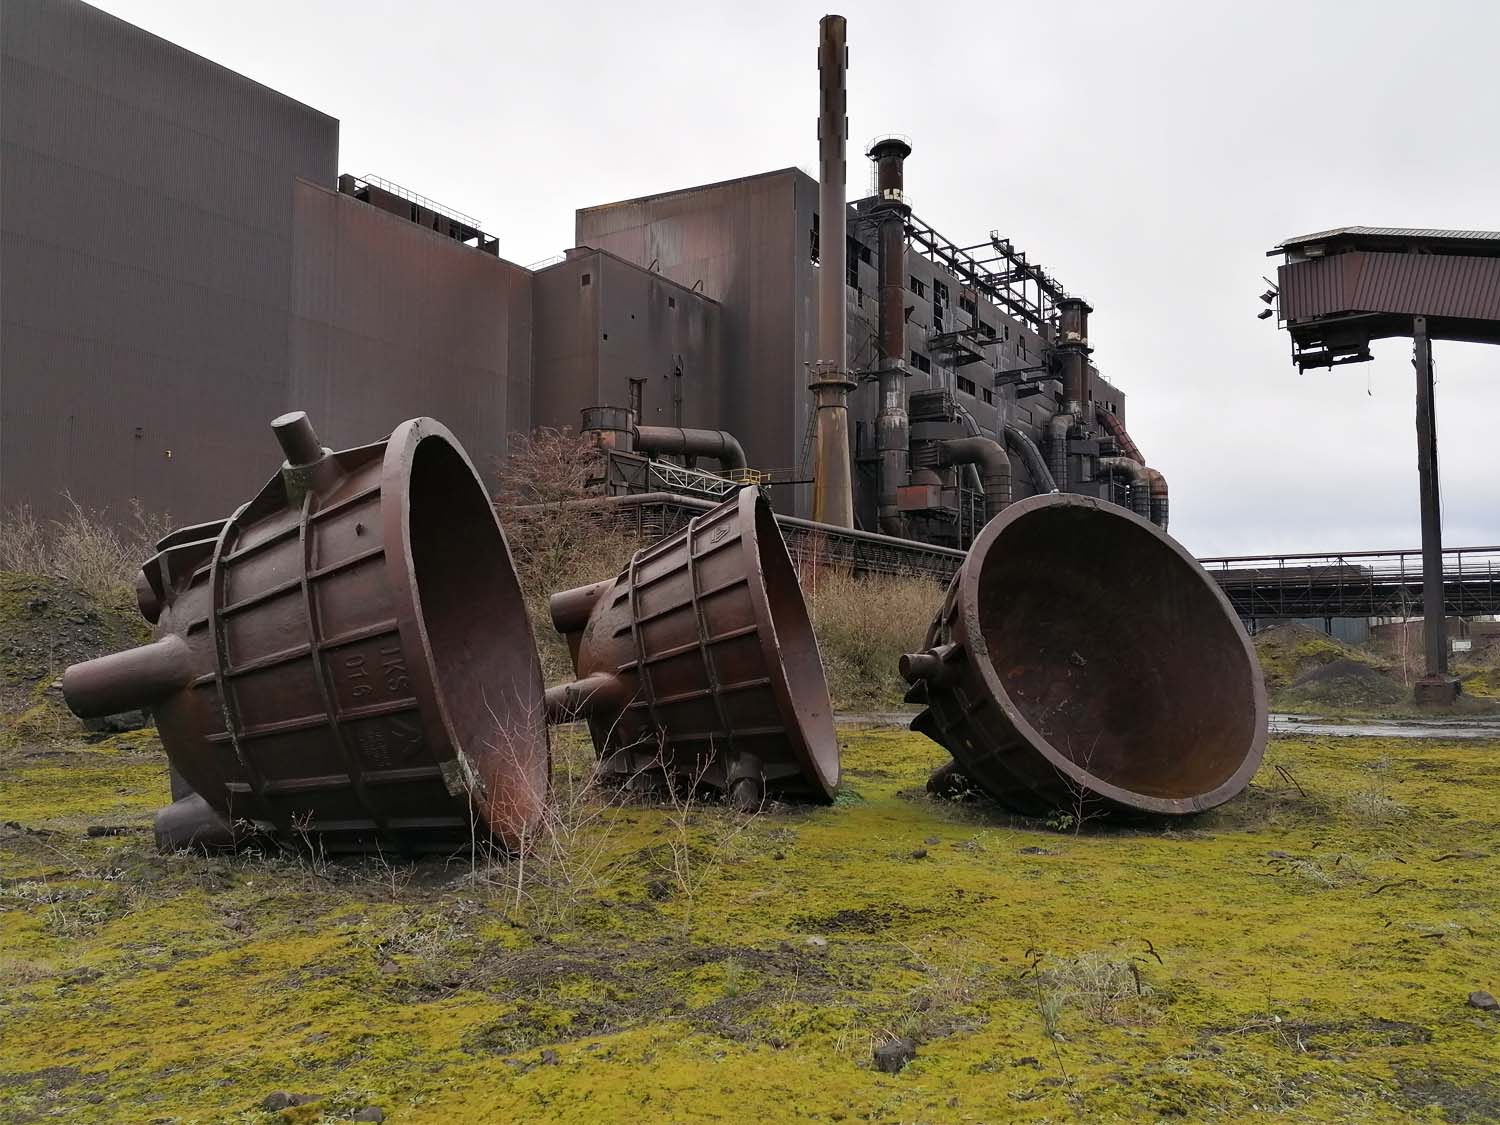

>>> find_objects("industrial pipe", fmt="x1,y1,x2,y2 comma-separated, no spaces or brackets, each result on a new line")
870,136,913,538
1096,456,1152,520
1057,346,1089,416
1004,424,1057,494
1096,409,1169,531
634,425,748,473
811,14,855,528
1047,412,1072,490
1095,408,1142,464
937,437,1012,522
1145,467,1169,531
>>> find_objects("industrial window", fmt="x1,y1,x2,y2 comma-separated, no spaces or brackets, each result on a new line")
957,375,976,396
910,276,926,298
628,378,645,419
581,273,591,287
933,280,949,303
668,295,676,308
910,351,931,373
1019,337,1027,359
959,295,977,318
810,215,820,264
1004,324,1011,341
979,320,996,339
982,388,994,405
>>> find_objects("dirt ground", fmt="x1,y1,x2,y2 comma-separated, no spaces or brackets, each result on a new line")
2,721,1498,1123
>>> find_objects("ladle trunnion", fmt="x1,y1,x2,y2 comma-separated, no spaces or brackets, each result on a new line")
902,494,1267,818
61,413,549,854
547,487,839,809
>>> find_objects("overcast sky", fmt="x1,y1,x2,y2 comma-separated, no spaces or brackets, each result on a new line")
94,0,1499,557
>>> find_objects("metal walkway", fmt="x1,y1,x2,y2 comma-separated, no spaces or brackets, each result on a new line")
1199,546,1500,620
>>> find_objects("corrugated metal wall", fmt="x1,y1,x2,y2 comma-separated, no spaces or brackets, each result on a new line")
1280,251,1500,324
1,0,338,526
288,181,532,474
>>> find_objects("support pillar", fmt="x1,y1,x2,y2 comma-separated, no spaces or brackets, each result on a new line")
1412,316,1459,704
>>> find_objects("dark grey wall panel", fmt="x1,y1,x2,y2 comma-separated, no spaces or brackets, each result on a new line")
1,0,337,525
532,249,722,436
288,181,531,474
577,170,805,511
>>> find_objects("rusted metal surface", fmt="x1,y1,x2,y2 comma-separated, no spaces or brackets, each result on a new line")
811,15,855,529
548,487,838,808
1278,252,1500,330
62,412,548,853
902,494,1266,817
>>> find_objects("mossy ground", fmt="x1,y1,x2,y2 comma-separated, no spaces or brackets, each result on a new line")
2,724,1498,1123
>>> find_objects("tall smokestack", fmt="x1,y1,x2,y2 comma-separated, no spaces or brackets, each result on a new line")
809,13,856,528
869,136,912,537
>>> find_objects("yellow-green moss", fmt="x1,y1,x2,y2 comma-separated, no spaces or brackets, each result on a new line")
1,727,1497,1122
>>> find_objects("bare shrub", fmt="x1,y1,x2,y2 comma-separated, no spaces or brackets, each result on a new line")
656,753,764,936
802,566,944,711
1021,946,1162,1033
0,495,171,604
493,428,637,682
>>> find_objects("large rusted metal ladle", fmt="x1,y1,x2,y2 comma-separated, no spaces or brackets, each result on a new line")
902,493,1267,817
63,413,549,854
546,487,839,809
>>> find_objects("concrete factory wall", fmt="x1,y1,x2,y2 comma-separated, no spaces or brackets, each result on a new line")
288,181,533,472
0,0,338,526
532,249,723,436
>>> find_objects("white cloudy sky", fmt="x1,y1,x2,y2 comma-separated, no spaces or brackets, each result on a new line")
96,0,1499,557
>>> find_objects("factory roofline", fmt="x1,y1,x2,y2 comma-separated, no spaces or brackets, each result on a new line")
576,166,806,215
533,245,723,304
1270,226,1500,257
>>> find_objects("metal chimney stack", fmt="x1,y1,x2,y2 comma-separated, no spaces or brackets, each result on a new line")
809,13,856,528
869,136,912,537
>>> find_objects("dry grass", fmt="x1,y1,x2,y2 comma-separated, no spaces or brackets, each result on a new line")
802,566,945,710
492,429,637,682
0,495,171,605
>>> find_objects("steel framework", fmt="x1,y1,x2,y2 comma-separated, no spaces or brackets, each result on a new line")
1200,546,1500,621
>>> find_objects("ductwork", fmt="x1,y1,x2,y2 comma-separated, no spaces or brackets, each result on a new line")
1047,411,1072,490
1095,409,1169,530
634,425,748,473
1145,466,1169,531
936,437,1012,522
1095,407,1142,463
1096,456,1152,520
1003,424,1057,493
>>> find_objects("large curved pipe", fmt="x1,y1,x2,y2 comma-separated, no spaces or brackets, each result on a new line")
1145,467,1169,531
1096,410,1168,530
1047,412,1073,491
937,437,1012,522
1095,408,1143,464
1096,456,1152,520
1003,424,1057,494
634,425,748,473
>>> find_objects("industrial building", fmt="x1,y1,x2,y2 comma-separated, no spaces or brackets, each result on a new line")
2,1,1165,550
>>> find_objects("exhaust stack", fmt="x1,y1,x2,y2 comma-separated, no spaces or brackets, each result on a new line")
810,13,855,528
870,136,912,536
